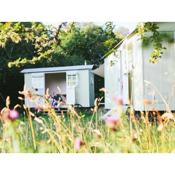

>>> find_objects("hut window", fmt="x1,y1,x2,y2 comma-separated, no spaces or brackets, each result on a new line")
67,74,78,87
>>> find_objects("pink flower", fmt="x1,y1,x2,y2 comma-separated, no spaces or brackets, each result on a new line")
9,110,19,120
105,115,120,130
74,138,84,151
112,96,123,105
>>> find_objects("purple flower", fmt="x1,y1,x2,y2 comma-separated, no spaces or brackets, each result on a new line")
9,110,19,120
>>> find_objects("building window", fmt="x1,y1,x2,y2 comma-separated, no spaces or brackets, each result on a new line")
67,74,78,87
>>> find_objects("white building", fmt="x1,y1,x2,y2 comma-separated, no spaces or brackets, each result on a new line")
104,22,175,111
21,65,95,108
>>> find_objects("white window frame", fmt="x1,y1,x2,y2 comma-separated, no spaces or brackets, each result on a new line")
67,72,78,87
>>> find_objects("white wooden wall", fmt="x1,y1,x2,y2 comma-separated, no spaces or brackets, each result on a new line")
75,70,94,107
143,31,175,111
105,24,175,111
104,52,122,109
131,36,144,111
121,44,129,106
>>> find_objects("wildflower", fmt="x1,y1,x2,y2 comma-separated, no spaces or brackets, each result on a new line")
105,115,120,130
9,110,19,120
1,108,19,122
112,96,123,105
74,138,85,151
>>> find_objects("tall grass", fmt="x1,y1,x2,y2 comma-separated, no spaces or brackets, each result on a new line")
0,89,175,153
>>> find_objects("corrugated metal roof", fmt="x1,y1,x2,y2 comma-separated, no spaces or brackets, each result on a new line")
21,65,94,73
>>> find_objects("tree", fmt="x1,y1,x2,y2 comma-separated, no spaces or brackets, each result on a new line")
0,22,64,107
51,22,122,66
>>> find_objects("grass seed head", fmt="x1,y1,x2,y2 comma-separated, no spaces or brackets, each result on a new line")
132,130,139,142
157,123,164,132
99,88,108,93
0,108,10,121
93,129,102,139
6,96,10,108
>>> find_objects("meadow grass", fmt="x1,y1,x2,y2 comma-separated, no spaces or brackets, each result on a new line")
0,91,175,153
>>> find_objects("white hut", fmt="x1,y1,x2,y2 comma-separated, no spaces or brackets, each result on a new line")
105,22,175,111
21,65,95,108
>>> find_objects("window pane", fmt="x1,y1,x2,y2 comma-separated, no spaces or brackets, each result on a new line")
67,74,77,86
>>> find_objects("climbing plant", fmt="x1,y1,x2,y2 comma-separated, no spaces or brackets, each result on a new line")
137,22,174,63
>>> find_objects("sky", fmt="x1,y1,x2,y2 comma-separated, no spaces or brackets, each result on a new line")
95,22,138,32
114,22,138,32
44,22,138,34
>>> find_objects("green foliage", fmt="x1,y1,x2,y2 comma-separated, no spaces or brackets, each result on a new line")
7,23,57,67
0,22,121,67
0,22,66,103
52,22,122,66
0,22,57,107
137,22,174,63
0,22,55,68
142,31,174,47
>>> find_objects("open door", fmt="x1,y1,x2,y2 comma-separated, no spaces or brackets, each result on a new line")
31,73,45,106
66,72,78,105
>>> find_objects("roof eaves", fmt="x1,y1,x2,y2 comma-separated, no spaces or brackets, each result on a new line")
21,65,94,74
